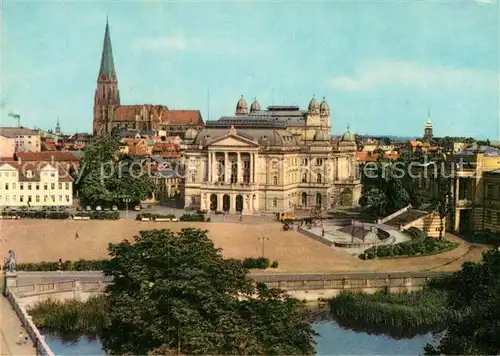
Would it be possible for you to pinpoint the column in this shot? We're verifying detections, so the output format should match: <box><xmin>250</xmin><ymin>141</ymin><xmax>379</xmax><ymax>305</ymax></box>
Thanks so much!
<box><xmin>247</xmin><ymin>194</ymin><xmax>252</xmax><ymax>212</ymax></box>
<box><xmin>455</xmin><ymin>177</ymin><xmax>460</xmax><ymax>202</ymax></box>
<box><xmin>237</xmin><ymin>152</ymin><xmax>242</xmax><ymax>183</ymax></box>
<box><xmin>250</xmin><ymin>153</ymin><xmax>255</xmax><ymax>183</ymax></box>
<box><xmin>213</xmin><ymin>152</ymin><xmax>218</xmax><ymax>182</ymax></box>
<box><xmin>224</xmin><ymin>152</ymin><xmax>229</xmax><ymax>183</ymax></box>
<box><xmin>208</xmin><ymin>151</ymin><xmax>212</xmax><ymax>182</ymax></box>
<box><xmin>217</xmin><ymin>193</ymin><xmax>223</xmax><ymax>211</ymax></box>
<box><xmin>230</xmin><ymin>193</ymin><xmax>236</xmax><ymax>212</ymax></box>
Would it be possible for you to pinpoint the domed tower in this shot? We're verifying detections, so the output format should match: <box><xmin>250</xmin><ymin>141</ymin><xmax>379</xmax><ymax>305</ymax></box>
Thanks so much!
<box><xmin>184</xmin><ymin>127</ymin><xmax>199</xmax><ymax>142</ymax></box>
<box><xmin>338</xmin><ymin>126</ymin><xmax>357</xmax><ymax>152</ymax></box>
<box><xmin>235</xmin><ymin>95</ymin><xmax>248</xmax><ymax>115</ymax></box>
<box><xmin>250</xmin><ymin>97</ymin><xmax>260</xmax><ymax>113</ymax></box>
<box><xmin>320</xmin><ymin>97</ymin><xmax>329</xmax><ymax>116</ymax></box>
<box><xmin>308</xmin><ymin>95</ymin><xmax>320</xmax><ymax>114</ymax></box>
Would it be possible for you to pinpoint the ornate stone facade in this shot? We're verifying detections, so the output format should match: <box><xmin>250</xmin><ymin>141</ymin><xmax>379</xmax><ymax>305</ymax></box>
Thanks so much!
<box><xmin>182</xmin><ymin>97</ymin><xmax>361</xmax><ymax>214</ymax></box>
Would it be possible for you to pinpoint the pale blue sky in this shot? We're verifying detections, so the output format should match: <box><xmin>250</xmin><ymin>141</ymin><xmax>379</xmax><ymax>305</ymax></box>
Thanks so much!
<box><xmin>1</xmin><ymin>0</ymin><xmax>499</xmax><ymax>139</ymax></box>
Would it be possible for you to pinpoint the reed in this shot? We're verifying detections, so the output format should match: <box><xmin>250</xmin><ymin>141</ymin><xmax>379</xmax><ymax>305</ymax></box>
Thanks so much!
<box><xmin>27</xmin><ymin>295</ymin><xmax>110</xmax><ymax>339</ymax></box>
<box><xmin>329</xmin><ymin>289</ymin><xmax>451</xmax><ymax>337</ymax></box>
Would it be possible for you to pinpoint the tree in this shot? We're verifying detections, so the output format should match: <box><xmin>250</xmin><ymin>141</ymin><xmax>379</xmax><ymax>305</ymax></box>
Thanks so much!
<box><xmin>425</xmin><ymin>250</ymin><xmax>500</xmax><ymax>355</ymax></box>
<box><xmin>100</xmin><ymin>228</ymin><xmax>316</xmax><ymax>355</ymax></box>
<box><xmin>359</xmin><ymin>187</ymin><xmax>387</xmax><ymax>216</ymax></box>
<box><xmin>434</xmin><ymin>158</ymin><xmax>452</xmax><ymax>240</ymax></box>
<box><xmin>77</xmin><ymin>136</ymin><xmax>153</xmax><ymax>207</ymax></box>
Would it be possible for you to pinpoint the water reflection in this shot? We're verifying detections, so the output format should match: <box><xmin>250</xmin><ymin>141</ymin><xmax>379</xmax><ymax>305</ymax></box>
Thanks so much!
<box><xmin>44</xmin><ymin>321</ymin><xmax>433</xmax><ymax>356</ymax></box>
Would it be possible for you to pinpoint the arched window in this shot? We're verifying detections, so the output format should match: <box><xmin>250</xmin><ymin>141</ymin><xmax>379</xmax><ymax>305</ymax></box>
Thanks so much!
<box><xmin>302</xmin><ymin>173</ymin><xmax>307</xmax><ymax>183</ymax></box>
<box><xmin>316</xmin><ymin>193</ymin><xmax>322</xmax><ymax>207</ymax></box>
<box><xmin>317</xmin><ymin>173</ymin><xmax>322</xmax><ymax>183</ymax></box>
<box><xmin>273</xmin><ymin>176</ymin><xmax>278</xmax><ymax>185</ymax></box>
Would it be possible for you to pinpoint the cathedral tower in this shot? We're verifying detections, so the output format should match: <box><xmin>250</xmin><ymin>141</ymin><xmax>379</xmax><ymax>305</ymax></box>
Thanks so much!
<box><xmin>93</xmin><ymin>19</ymin><xmax>120</xmax><ymax>136</ymax></box>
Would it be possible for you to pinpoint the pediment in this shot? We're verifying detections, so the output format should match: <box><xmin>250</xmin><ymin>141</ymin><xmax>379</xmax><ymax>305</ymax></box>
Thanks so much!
<box><xmin>0</xmin><ymin>163</ymin><xmax>17</xmax><ymax>171</ymax></box>
<box><xmin>208</xmin><ymin>134</ymin><xmax>259</xmax><ymax>148</ymax></box>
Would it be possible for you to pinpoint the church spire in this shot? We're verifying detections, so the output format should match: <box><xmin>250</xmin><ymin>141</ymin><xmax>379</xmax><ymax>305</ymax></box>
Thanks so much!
<box><xmin>99</xmin><ymin>18</ymin><xmax>116</xmax><ymax>79</ymax></box>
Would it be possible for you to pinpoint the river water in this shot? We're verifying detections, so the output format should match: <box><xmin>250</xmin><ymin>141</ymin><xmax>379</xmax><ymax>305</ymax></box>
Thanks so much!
<box><xmin>44</xmin><ymin>322</ymin><xmax>433</xmax><ymax>355</ymax></box>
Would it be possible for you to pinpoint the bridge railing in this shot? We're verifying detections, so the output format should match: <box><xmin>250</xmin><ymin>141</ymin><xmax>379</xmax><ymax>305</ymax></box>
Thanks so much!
<box><xmin>6</xmin><ymin>287</ymin><xmax>54</xmax><ymax>356</ymax></box>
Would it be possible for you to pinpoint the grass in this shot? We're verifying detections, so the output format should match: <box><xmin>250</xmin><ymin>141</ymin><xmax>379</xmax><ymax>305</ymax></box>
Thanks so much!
<box><xmin>27</xmin><ymin>295</ymin><xmax>110</xmax><ymax>339</ymax></box>
<box><xmin>329</xmin><ymin>288</ymin><xmax>451</xmax><ymax>338</ymax></box>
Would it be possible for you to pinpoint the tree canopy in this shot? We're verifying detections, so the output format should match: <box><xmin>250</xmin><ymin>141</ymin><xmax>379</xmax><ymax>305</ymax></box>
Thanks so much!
<box><xmin>100</xmin><ymin>228</ymin><xmax>316</xmax><ymax>355</ymax></box>
<box><xmin>426</xmin><ymin>250</ymin><xmax>500</xmax><ymax>355</ymax></box>
<box><xmin>77</xmin><ymin>135</ymin><xmax>153</xmax><ymax>207</ymax></box>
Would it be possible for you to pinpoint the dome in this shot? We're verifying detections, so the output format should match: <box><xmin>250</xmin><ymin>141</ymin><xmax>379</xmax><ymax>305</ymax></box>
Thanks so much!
<box><xmin>319</xmin><ymin>97</ymin><xmax>329</xmax><ymax>114</ymax></box>
<box><xmin>341</xmin><ymin>129</ymin><xmax>355</xmax><ymax>142</ymax></box>
<box><xmin>308</xmin><ymin>95</ymin><xmax>320</xmax><ymax>112</ymax></box>
<box><xmin>250</xmin><ymin>98</ymin><xmax>260</xmax><ymax>113</ymax></box>
<box><xmin>184</xmin><ymin>127</ymin><xmax>198</xmax><ymax>140</ymax></box>
<box><xmin>235</xmin><ymin>95</ymin><xmax>248</xmax><ymax>114</ymax></box>
<box><xmin>313</xmin><ymin>130</ymin><xmax>330</xmax><ymax>141</ymax></box>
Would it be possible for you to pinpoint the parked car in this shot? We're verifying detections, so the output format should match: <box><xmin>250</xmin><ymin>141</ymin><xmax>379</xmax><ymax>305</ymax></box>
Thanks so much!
<box><xmin>134</xmin><ymin>205</ymin><xmax>141</xmax><ymax>211</ymax></box>
<box><xmin>112</xmin><ymin>205</ymin><xmax>118</xmax><ymax>211</ymax></box>
<box><xmin>96</xmin><ymin>206</ymin><xmax>102</xmax><ymax>211</ymax></box>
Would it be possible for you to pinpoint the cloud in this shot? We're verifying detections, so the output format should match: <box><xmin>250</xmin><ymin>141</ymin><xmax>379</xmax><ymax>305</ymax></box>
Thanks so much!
<box><xmin>135</xmin><ymin>34</ymin><xmax>267</xmax><ymax>56</ymax></box>
<box><xmin>475</xmin><ymin>0</ymin><xmax>494</xmax><ymax>4</ymax></box>
<box><xmin>329</xmin><ymin>60</ymin><xmax>498</xmax><ymax>93</ymax></box>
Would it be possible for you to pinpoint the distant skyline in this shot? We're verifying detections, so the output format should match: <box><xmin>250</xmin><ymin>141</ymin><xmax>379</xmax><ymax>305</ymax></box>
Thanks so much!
<box><xmin>1</xmin><ymin>0</ymin><xmax>499</xmax><ymax>140</ymax></box>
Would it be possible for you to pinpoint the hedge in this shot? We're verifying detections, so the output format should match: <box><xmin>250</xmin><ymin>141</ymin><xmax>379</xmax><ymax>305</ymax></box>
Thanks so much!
<box><xmin>360</xmin><ymin>228</ymin><xmax>457</xmax><ymax>260</ymax></box>
<box><xmin>16</xmin><ymin>259</ymin><xmax>107</xmax><ymax>271</ymax></box>
<box><xmin>1</xmin><ymin>211</ymin><xmax>70</xmax><ymax>219</ymax></box>
<box><xmin>179</xmin><ymin>213</ymin><xmax>206</xmax><ymax>222</ymax></box>
<box><xmin>136</xmin><ymin>213</ymin><xmax>177</xmax><ymax>221</ymax></box>
<box><xmin>242</xmin><ymin>257</ymin><xmax>270</xmax><ymax>269</ymax></box>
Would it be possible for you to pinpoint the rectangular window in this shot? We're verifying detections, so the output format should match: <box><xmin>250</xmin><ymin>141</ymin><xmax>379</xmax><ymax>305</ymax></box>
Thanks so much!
<box><xmin>65</xmin><ymin>195</ymin><xmax>70</xmax><ymax>202</ymax></box>
<box><xmin>27</xmin><ymin>183</ymin><xmax>31</xmax><ymax>190</ymax></box>
<box><xmin>12</xmin><ymin>183</ymin><xmax>16</xmax><ymax>190</ymax></box>
<box><xmin>59</xmin><ymin>195</ymin><xmax>62</xmax><ymax>202</ymax></box>
<box><xmin>12</xmin><ymin>195</ymin><xmax>16</xmax><ymax>202</ymax></box>
<box><xmin>5</xmin><ymin>195</ymin><xmax>9</xmax><ymax>202</ymax></box>
<box><xmin>36</xmin><ymin>195</ymin><xmax>40</xmax><ymax>203</ymax></box>
<box><xmin>316</xmin><ymin>158</ymin><xmax>323</xmax><ymax>166</ymax></box>
<box><xmin>50</xmin><ymin>172</ymin><xmax>55</xmax><ymax>177</ymax></box>
<box><xmin>65</xmin><ymin>183</ymin><xmax>70</xmax><ymax>190</ymax></box>
<box><xmin>485</xmin><ymin>210</ymin><xmax>492</xmax><ymax>223</ymax></box>
<box><xmin>486</xmin><ymin>184</ymin><xmax>494</xmax><ymax>198</ymax></box>
<box><xmin>28</xmin><ymin>195</ymin><xmax>32</xmax><ymax>203</ymax></box>
<box><xmin>44</xmin><ymin>195</ymin><xmax>48</xmax><ymax>203</ymax></box>
<box><xmin>59</xmin><ymin>183</ymin><xmax>62</xmax><ymax>190</ymax></box>
<box><xmin>44</xmin><ymin>183</ymin><xmax>48</xmax><ymax>190</ymax></box>
<box><xmin>20</xmin><ymin>196</ymin><xmax>23</xmax><ymax>203</ymax></box>
<box><xmin>51</xmin><ymin>183</ymin><xmax>55</xmax><ymax>190</ymax></box>
<box><xmin>51</xmin><ymin>195</ymin><xmax>55</xmax><ymax>202</ymax></box>
<box><xmin>36</xmin><ymin>184</ymin><xmax>40</xmax><ymax>190</ymax></box>
<box><xmin>4</xmin><ymin>183</ymin><xmax>8</xmax><ymax>190</ymax></box>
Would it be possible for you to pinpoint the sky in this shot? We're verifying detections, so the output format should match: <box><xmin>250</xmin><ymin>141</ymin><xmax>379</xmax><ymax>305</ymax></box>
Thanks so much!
<box><xmin>1</xmin><ymin>0</ymin><xmax>499</xmax><ymax>139</ymax></box>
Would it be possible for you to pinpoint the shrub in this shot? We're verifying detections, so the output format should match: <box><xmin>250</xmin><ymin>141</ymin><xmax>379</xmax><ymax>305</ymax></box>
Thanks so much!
<box><xmin>359</xmin><ymin>230</ymin><xmax>458</xmax><ymax>260</ymax></box>
<box><xmin>242</xmin><ymin>257</ymin><xmax>270</xmax><ymax>269</ymax></box>
<box><xmin>179</xmin><ymin>213</ymin><xmax>205</xmax><ymax>222</ymax></box>
<box><xmin>136</xmin><ymin>213</ymin><xmax>176</xmax><ymax>221</ymax></box>
<box><xmin>270</xmin><ymin>261</ymin><xmax>279</xmax><ymax>268</ymax></box>
<box><xmin>17</xmin><ymin>259</ymin><xmax>108</xmax><ymax>271</ymax></box>
<box><xmin>206</xmin><ymin>217</ymin><xmax>211</xmax><ymax>222</ymax></box>
<box><xmin>2</xmin><ymin>211</ymin><xmax>70</xmax><ymax>219</ymax></box>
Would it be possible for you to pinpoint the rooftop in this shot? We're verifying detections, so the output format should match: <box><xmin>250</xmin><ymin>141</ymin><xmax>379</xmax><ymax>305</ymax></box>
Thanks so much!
<box><xmin>0</xmin><ymin>127</ymin><xmax>39</xmax><ymax>138</ymax></box>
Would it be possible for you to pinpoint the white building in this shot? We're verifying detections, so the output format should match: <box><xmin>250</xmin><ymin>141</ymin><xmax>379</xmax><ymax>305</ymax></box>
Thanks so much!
<box><xmin>0</xmin><ymin>162</ymin><xmax>73</xmax><ymax>207</ymax></box>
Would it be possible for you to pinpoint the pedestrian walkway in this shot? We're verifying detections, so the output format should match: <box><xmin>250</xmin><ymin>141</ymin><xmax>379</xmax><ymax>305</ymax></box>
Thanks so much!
<box><xmin>0</xmin><ymin>295</ymin><xmax>36</xmax><ymax>355</ymax></box>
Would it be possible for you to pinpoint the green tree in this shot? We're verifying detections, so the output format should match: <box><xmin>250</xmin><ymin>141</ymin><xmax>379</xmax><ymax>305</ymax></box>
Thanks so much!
<box><xmin>426</xmin><ymin>250</ymin><xmax>500</xmax><ymax>355</ymax></box>
<box><xmin>100</xmin><ymin>228</ymin><xmax>316</xmax><ymax>355</ymax></box>
<box><xmin>77</xmin><ymin>136</ymin><xmax>153</xmax><ymax>207</ymax></box>
<box><xmin>359</xmin><ymin>187</ymin><xmax>387</xmax><ymax>216</ymax></box>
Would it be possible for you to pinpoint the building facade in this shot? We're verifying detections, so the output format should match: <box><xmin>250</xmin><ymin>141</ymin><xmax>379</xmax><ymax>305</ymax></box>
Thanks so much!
<box><xmin>0</xmin><ymin>128</ymin><xmax>41</xmax><ymax>154</ymax></box>
<box><xmin>92</xmin><ymin>20</ymin><xmax>204</xmax><ymax>137</ymax></box>
<box><xmin>182</xmin><ymin>97</ymin><xmax>362</xmax><ymax>214</ymax></box>
<box><xmin>423</xmin><ymin>119</ymin><xmax>433</xmax><ymax>143</ymax></box>
<box><xmin>0</xmin><ymin>162</ymin><xmax>74</xmax><ymax>208</ymax></box>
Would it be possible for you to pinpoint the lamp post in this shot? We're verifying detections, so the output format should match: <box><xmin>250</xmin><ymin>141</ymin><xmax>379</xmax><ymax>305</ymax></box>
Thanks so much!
<box><xmin>258</xmin><ymin>236</ymin><xmax>269</xmax><ymax>258</ymax></box>
<box><xmin>123</xmin><ymin>197</ymin><xmax>131</xmax><ymax>219</ymax></box>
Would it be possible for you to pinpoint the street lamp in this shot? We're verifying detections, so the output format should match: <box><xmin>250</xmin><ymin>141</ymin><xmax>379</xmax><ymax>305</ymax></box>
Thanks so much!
<box><xmin>258</xmin><ymin>236</ymin><xmax>270</xmax><ymax>258</ymax></box>
<box><xmin>123</xmin><ymin>197</ymin><xmax>131</xmax><ymax>219</ymax></box>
